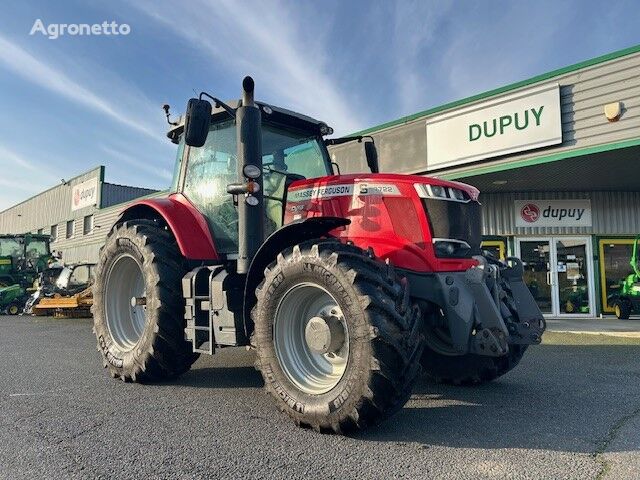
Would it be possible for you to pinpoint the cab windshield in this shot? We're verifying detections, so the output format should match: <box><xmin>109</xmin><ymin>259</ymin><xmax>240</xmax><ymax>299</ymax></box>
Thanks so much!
<box><xmin>181</xmin><ymin>121</ymin><xmax>330</xmax><ymax>253</ymax></box>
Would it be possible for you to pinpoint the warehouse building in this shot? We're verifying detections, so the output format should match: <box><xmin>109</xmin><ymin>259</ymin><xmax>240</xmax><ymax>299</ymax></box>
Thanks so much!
<box><xmin>330</xmin><ymin>44</ymin><xmax>640</xmax><ymax>318</ymax></box>
<box><xmin>0</xmin><ymin>166</ymin><xmax>159</xmax><ymax>264</ymax></box>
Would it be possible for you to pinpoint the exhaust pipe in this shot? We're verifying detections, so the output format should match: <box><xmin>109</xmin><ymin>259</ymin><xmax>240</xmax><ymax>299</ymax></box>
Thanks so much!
<box><xmin>235</xmin><ymin>76</ymin><xmax>263</xmax><ymax>274</ymax></box>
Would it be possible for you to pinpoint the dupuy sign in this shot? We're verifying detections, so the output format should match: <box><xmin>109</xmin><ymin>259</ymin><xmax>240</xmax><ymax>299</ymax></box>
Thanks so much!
<box><xmin>514</xmin><ymin>199</ymin><xmax>592</xmax><ymax>228</ymax></box>
<box><xmin>426</xmin><ymin>83</ymin><xmax>562</xmax><ymax>170</ymax></box>
<box><xmin>71</xmin><ymin>177</ymin><xmax>99</xmax><ymax>211</ymax></box>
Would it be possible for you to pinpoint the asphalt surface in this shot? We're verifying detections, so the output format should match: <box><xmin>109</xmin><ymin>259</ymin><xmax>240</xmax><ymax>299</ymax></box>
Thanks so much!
<box><xmin>1</xmin><ymin>316</ymin><xmax>640</xmax><ymax>479</ymax></box>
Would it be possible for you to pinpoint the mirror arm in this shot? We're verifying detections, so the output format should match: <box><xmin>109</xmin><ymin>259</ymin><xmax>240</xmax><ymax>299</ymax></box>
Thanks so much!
<box><xmin>199</xmin><ymin>92</ymin><xmax>237</xmax><ymax>118</ymax></box>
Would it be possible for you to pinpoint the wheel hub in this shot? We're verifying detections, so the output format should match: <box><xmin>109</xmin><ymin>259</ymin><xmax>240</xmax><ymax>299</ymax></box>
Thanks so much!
<box><xmin>305</xmin><ymin>315</ymin><xmax>345</xmax><ymax>354</ymax></box>
<box><xmin>273</xmin><ymin>282</ymin><xmax>350</xmax><ymax>394</ymax></box>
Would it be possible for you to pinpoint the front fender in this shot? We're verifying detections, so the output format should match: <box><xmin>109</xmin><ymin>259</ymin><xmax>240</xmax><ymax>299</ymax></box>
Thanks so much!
<box><xmin>117</xmin><ymin>193</ymin><xmax>219</xmax><ymax>261</ymax></box>
<box><xmin>243</xmin><ymin>217</ymin><xmax>350</xmax><ymax>338</ymax></box>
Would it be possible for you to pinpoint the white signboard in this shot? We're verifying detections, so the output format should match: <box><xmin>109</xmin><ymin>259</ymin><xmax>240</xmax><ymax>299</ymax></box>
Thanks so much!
<box><xmin>426</xmin><ymin>83</ymin><xmax>562</xmax><ymax>170</ymax></box>
<box><xmin>71</xmin><ymin>177</ymin><xmax>99</xmax><ymax>211</ymax></box>
<box><xmin>514</xmin><ymin>199</ymin><xmax>592</xmax><ymax>228</ymax></box>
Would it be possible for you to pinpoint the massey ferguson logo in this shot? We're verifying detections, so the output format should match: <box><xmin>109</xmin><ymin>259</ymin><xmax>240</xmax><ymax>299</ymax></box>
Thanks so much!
<box><xmin>520</xmin><ymin>203</ymin><xmax>540</xmax><ymax>223</ymax></box>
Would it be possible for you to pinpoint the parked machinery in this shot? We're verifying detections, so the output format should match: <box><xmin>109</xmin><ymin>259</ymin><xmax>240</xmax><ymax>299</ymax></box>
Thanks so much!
<box><xmin>32</xmin><ymin>263</ymin><xmax>95</xmax><ymax>318</ymax></box>
<box><xmin>92</xmin><ymin>77</ymin><xmax>545</xmax><ymax>433</ymax></box>
<box><xmin>608</xmin><ymin>235</ymin><xmax>640</xmax><ymax>319</ymax></box>
<box><xmin>0</xmin><ymin>234</ymin><xmax>52</xmax><ymax>288</ymax></box>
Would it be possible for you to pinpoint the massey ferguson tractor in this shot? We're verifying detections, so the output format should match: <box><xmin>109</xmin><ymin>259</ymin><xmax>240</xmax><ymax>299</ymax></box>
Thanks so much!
<box><xmin>93</xmin><ymin>77</ymin><xmax>545</xmax><ymax>434</ymax></box>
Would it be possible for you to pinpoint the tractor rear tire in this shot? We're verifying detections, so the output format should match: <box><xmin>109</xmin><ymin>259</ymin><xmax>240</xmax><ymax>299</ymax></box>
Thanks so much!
<box><xmin>92</xmin><ymin>220</ymin><xmax>198</xmax><ymax>382</ymax></box>
<box><xmin>253</xmin><ymin>239</ymin><xmax>423</xmax><ymax>433</ymax></box>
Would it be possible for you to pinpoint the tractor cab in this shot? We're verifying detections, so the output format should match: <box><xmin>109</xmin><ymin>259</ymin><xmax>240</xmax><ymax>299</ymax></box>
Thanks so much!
<box><xmin>167</xmin><ymin>100</ymin><xmax>334</xmax><ymax>253</ymax></box>
<box><xmin>0</xmin><ymin>234</ymin><xmax>52</xmax><ymax>286</ymax></box>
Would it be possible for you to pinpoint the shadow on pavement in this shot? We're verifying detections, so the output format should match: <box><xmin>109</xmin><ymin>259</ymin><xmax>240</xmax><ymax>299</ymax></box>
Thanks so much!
<box><xmin>354</xmin><ymin>343</ymin><xmax>640</xmax><ymax>453</ymax></box>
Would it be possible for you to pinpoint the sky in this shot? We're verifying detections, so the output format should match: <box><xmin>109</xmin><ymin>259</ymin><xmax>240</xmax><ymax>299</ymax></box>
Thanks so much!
<box><xmin>0</xmin><ymin>0</ymin><xmax>638</xmax><ymax>210</ymax></box>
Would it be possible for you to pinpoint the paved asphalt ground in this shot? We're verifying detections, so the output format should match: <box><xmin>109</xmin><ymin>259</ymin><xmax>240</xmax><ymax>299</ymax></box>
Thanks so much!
<box><xmin>1</xmin><ymin>316</ymin><xmax>640</xmax><ymax>479</ymax></box>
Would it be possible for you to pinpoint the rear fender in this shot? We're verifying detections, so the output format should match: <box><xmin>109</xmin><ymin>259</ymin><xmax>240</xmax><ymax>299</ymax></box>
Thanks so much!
<box><xmin>117</xmin><ymin>193</ymin><xmax>218</xmax><ymax>261</ymax></box>
<box><xmin>243</xmin><ymin>217</ymin><xmax>350</xmax><ymax>338</ymax></box>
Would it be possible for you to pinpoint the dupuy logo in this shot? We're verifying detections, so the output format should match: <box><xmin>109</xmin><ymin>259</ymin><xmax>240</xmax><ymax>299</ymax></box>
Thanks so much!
<box><xmin>520</xmin><ymin>203</ymin><xmax>540</xmax><ymax>223</ymax></box>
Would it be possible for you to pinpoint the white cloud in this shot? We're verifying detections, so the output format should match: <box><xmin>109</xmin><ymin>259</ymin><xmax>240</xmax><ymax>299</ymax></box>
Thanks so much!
<box><xmin>132</xmin><ymin>0</ymin><xmax>367</xmax><ymax>136</ymax></box>
<box><xmin>0</xmin><ymin>34</ymin><xmax>163</xmax><ymax>142</ymax></box>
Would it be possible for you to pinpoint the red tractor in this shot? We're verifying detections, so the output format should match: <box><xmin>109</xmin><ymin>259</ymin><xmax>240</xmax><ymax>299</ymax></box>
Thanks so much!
<box><xmin>93</xmin><ymin>77</ymin><xmax>545</xmax><ymax>433</ymax></box>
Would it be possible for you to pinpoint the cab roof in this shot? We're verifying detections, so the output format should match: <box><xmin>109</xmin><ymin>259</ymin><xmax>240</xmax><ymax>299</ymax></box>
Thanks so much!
<box><xmin>167</xmin><ymin>100</ymin><xmax>333</xmax><ymax>144</ymax></box>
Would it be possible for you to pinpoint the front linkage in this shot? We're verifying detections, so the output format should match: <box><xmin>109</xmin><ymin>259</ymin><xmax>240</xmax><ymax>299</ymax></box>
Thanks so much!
<box><xmin>406</xmin><ymin>255</ymin><xmax>545</xmax><ymax>358</ymax></box>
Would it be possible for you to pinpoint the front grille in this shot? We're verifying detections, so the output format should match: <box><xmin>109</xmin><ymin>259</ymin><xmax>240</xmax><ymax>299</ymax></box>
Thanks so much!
<box><xmin>421</xmin><ymin>198</ymin><xmax>482</xmax><ymax>258</ymax></box>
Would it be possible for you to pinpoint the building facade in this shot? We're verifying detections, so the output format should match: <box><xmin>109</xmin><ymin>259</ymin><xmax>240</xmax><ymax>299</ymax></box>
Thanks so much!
<box><xmin>0</xmin><ymin>166</ymin><xmax>159</xmax><ymax>264</ymax></box>
<box><xmin>330</xmin><ymin>45</ymin><xmax>640</xmax><ymax>318</ymax></box>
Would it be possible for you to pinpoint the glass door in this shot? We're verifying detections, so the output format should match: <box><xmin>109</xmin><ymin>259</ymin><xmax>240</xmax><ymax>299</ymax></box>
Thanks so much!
<box><xmin>516</xmin><ymin>237</ymin><xmax>595</xmax><ymax>317</ymax></box>
<box><xmin>554</xmin><ymin>238</ymin><xmax>594</xmax><ymax>316</ymax></box>
<box><xmin>517</xmin><ymin>239</ymin><xmax>553</xmax><ymax>314</ymax></box>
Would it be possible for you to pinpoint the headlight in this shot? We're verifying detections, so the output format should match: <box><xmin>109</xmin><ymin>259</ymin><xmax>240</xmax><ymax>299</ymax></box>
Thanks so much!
<box><xmin>414</xmin><ymin>183</ymin><xmax>470</xmax><ymax>202</ymax></box>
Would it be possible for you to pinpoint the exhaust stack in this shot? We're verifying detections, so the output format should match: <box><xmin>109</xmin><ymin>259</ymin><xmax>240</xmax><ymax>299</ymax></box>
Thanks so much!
<box><xmin>235</xmin><ymin>76</ymin><xmax>263</xmax><ymax>274</ymax></box>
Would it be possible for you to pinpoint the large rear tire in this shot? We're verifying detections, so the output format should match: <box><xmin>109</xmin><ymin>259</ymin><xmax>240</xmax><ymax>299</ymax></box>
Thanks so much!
<box><xmin>253</xmin><ymin>240</ymin><xmax>423</xmax><ymax>433</ymax></box>
<box><xmin>92</xmin><ymin>220</ymin><xmax>198</xmax><ymax>382</ymax></box>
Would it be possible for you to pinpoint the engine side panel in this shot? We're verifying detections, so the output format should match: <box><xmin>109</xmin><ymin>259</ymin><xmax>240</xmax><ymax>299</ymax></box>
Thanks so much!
<box><xmin>284</xmin><ymin>173</ymin><xmax>479</xmax><ymax>273</ymax></box>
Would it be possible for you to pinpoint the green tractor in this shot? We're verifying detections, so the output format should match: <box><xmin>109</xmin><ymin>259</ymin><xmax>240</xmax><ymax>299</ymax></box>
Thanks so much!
<box><xmin>0</xmin><ymin>234</ymin><xmax>53</xmax><ymax>288</ymax></box>
<box><xmin>608</xmin><ymin>235</ymin><xmax>640</xmax><ymax>320</ymax></box>
<box><xmin>0</xmin><ymin>284</ymin><xmax>28</xmax><ymax>315</ymax></box>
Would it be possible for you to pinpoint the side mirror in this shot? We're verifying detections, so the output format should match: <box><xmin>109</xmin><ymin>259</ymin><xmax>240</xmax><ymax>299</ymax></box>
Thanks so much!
<box><xmin>364</xmin><ymin>140</ymin><xmax>379</xmax><ymax>173</ymax></box>
<box><xmin>184</xmin><ymin>98</ymin><xmax>212</xmax><ymax>147</ymax></box>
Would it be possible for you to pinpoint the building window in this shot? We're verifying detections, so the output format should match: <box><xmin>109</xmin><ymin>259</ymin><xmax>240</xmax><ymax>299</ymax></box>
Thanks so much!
<box><xmin>599</xmin><ymin>238</ymin><xmax>638</xmax><ymax>313</ymax></box>
<box><xmin>66</xmin><ymin>220</ymin><xmax>74</xmax><ymax>239</ymax></box>
<box><xmin>83</xmin><ymin>215</ymin><xmax>94</xmax><ymax>235</ymax></box>
<box><xmin>51</xmin><ymin>224</ymin><xmax>58</xmax><ymax>242</ymax></box>
<box><xmin>37</xmin><ymin>228</ymin><xmax>43</xmax><ymax>234</ymax></box>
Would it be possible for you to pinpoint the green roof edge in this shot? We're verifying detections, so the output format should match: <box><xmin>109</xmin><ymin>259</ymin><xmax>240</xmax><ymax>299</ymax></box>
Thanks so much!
<box><xmin>349</xmin><ymin>43</ymin><xmax>640</xmax><ymax>137</ymax></box>
<box><xmin>439</xmin><ymin>137</ymin><xmax>640</xmax><ymax>180</ymax></box>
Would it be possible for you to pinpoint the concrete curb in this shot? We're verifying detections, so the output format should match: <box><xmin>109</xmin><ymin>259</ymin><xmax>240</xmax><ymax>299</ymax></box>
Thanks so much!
<box><xmin>547</xmin><ymin>329</ymin><xmax>640</xmax><ymax>339</ymax></box>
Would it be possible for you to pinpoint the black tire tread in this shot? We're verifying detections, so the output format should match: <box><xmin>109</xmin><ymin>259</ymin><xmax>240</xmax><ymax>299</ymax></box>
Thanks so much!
<box><xmin>254</xmin><ymin>239</ymin><xmax>423</xmax><ymax>433</ymax></box>
<box><xmin>93</xmin><ymin>220</ymin><xmax>198</xmax><ymax>382</ymax></box>
<box><xmin>421</xmin><ymin>274</ymin><xmax>528</xmax><ymax>386</ymax></box>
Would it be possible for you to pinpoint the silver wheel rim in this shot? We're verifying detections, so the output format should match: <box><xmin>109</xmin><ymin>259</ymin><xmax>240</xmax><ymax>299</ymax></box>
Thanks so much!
<box><xmin>105</xmin><ymin>254</ymin><xmax>146</xmax><ymax>350</ymax></box>
<box><xmin>274</xmin><ymin>282</ymin><xmax>349</xmax><ymax>395</ymax></box>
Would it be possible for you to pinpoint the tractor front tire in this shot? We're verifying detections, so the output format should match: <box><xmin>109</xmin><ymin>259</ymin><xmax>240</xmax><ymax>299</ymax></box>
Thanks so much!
<box><xmin>420</xmin><ymin>277</ymin><xmax>528</xmax><ymax>385</ymax></box>
<box><xmin>92</xmin><ymin>220</ymin><xmax>198</xmax><ymax>382</ymax></box>
<box><xmin>7</xmin><ymin>302</ymin><xmax>21</xmax><ymax>315</ymax></box>
<box><xmin>253</xmin><ymin>240</ymin><xmax>423</xmax><ymax>433</ymax></box>
<box><xmin>614</xmin><ymin>300</ymin><xmax>632</xmax><ymax>320</ymax></box>
<box><xmin>421</xmin><ymin>342</ymin><xmax>527</xmax><ymax>385</ymax></box>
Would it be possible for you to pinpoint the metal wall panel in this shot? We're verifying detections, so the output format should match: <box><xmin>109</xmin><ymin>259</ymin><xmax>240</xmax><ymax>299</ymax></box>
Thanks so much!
<box><xmin>0</xmin><ymin>166</ymin><xmax>103</xmax><ymax>235</ymax></box>
<box><xmin>101</xmin><ymin>183</ymin><xmax>159</xmax><ymax>208</ymax></box>
<box><xmin>481</xmin><ymin>190</ymin><xmax>640</xmax><ymax>236</ymax></box>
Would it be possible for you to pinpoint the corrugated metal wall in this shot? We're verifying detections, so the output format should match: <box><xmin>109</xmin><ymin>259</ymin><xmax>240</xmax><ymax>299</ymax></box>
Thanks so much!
<box><xmin>481</xmin><ymin>191</ymin><xmax>640</xmax><ymax>236</ymax></box>
<box><xmin>59</xmin><ymin>191</ymin><xmax>166</xmax><ymax>264</ymax></box>
<box><xmin>101</xmin><ymin>183</ymin><xmax>159</xmax><ymax>208</ymax></box>
<box><xmin>0</xmin><ymin>164</ymin><xmax>165</xmax><ymax>264</ymax></box>
<box><xmin>0</xmin><ymin>166</ymin><xmax>103</xmax><ymax>235</ymax></box>
<box><xmin>329</xmin><ymin>50</ymin><xmax>640</xmax><ymax>176</ymax></box>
